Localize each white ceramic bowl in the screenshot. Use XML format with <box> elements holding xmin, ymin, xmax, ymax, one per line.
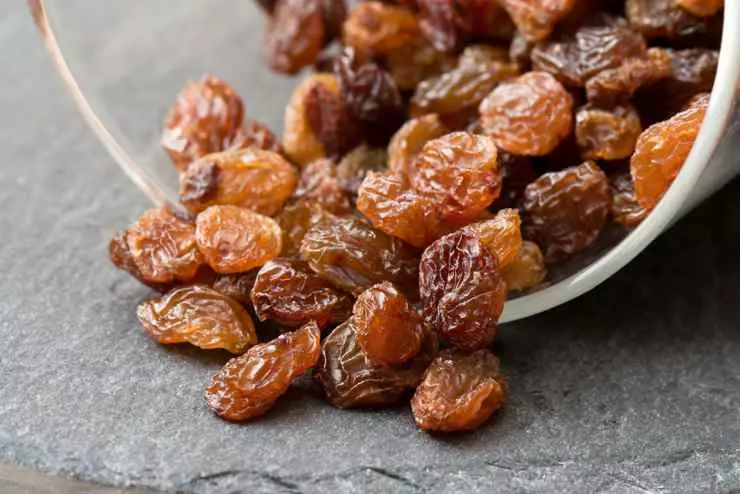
<box><xmin>29</xmin><ymin>0</ymin><xmax>740</xmax><ymax>322</ymax></box>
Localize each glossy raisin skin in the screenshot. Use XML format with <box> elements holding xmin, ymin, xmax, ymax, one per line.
<box><xmin>411</xmin><ymin>348</ymin><xmax>506</xmax><ymax>432</ymax></box>
<box><xmin>420</xmin><ymin>230</ymin><xmax>506</xmax><ymax>351</ymax></box>
<box><xmin>300</xmin><ymin>217</ymin><xmax>420</xmax><ymax>296</ymax></box>
<box><xmin>498</xmin><ymin>0</ymin><xmax>575</xmax><ymax>42</ymax></box>
<box><xmin>463</xmin><ymin>208</ymin><xmax>522</xmax><ymax>269</ymax></box>
<box><xmin>277</xmin><ymin>200</ymin><xmax>332</xmax><ymax>257</ymax></box>
<box><xmin>264</xmin><ymin>0</ymin><xmax>325</xmax><ymax>75</ymax></box>
<box><xmin>480</xmin><ymin>71</ymin><xmax>573</xmax><ymax>156</ymax></box>
<box><xmin>352</xmin><ymin>282</ymin><xmax>423</xmax><ymax>366</ymax></box>
<box><xmin>137</xmin><ymin>285</ymin><xmax>257</xmax><ymax>354</ymax></box>
<box><xmin>626</xmin><ymin>0</ymin><xmax>710</xmax><ymax>39</ymax></box>
<box><xmin>313</xmin><ymin>320</ymin><xmax>438</xmax><ymax>409</ymax></box>
<box><xmin>522</xmin><ymin>161</ymin><xmax>611</xmax><ymax>264</ymax></box>
<box><xmin>342</xmin><ymin>1</ymin><xmax>421</xmax><ymax>57</ymax></box>
<box><xmin>575</xmin><ymin>104</ymin><xmax>642</xmax><ymax>161</ymax></box>
<box><xmin>610</xmin><ymin>173</ymin><xmax>648</xmax><ymax>227</ymax></box>
<box><xmin>388</xmin><ymin>114</ymin><xmax>449</xmax><ymax>182</ymax></box>
<box><xmin>251</xmin><ymin>258</ymin><xmax>352</xmax><ymax>329</ymax></box>
<box><xmin>196</xmin><ymin>205</ymin><xmax>282</xmax><ymax>274</ymax></box>
<box><xmin>293</xmin><ymin>159</ymin><xmax>352</xmax><ymax>214</ymax></box>
<box><xmin>205</xmin><ymin>321</ymin><xmax>321</xmax><ymax>421</ymax></box>
<box><xmin>502</xmin><ymin>240</ymin><xmax>547</xmax><ymax>292</ymax></box>
<box><xmin>162</xmin><ymin>76</ymin><xmax>244</xmax><ymax>170</ymax></box>
<box><xmin>336</xmin><ymin>145</ymin><xmax>388</xmax><ymax>197</ymax></box>
<box><xmin>212</xmin><ymin>271</ymin><xmax>260</xmax><ymax>306</ymax></box>
<box><xmin>386</xmin><ymin>38</ymin><xmax>456</xmax><ymax>91</ymax></box>
<box><xmin>180</xmin><ymin>148</ymin><xmax>297</xmax><ymax>216</ymax></box>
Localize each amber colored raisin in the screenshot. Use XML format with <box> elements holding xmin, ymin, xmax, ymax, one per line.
<box><xmin>137</xmin><ymin>285</ymin><xmax>257</xmax><ymax>354</ymax></box>
<box><xmin>388</xmin><ymin>114</ymin><xmax>449</xmax><ymax>182</ymax></box>
<box><xmin>293</xmin><ymin>158</ymin><xmax>353</xmax><ymax>214</ymax></box>
<box><xmin>313</xmin><ymin>320</ymin><xmax>438</xmax><ymax>408</ymax></box>
<box><xmin>522</xmin><ymin>161</ymin><xmax>611</xmax><ymax>264</ymax></box>
<box><xmin>300</xmin><ymin>216</ymin><xmax>420</xmax><ymax>296</ymax></box>
<box><xmin>610</xmin><ymin>172</ymin><xmax>648</xmax><ymax>227</ymax></box>
<box><xmin>196</xmin><ymin>205</ymin><xmax>282</xmax><ymax>274</ymax></box>
<box><xmin>411</xmin><ymin>348</ymin><xmax>506</xmax><ymax>432</ymax></box>
<box><xmin>234</xmin><ymin>120</ymin><xmax>284</xmax><ymax>156</ymax></box>
<box><xmin>251</xmin><ymin>258</ymin><xmax>352</xmax><ymax>328</ymax></box>
<box><xmin>212</xmin><ymin>271</ymin><xmax>260</xmax><ymax>306</ymax></box>
<box><xmin>626</xmin><ymin>0</ymin><xmax>710</xmax><ymax>39</ymax></box>
<box><xmin>264</xmin><ymin>0</ymin><xmax>325</xmax><ymax>75</ymax></box>
<box><xmin>498</xmin><ymin>0</ymin><xmax>575</xmax><ymax>42</ymax></box>
<box><xmin>386</xmin><ymin>38</ymin><xmax>457</xmax><ymax>91</ymax></box>
<box><xmin>342</xmin><ymin>2</ymin><xmax>421</xmax><ymax>56</ymax></box>
<box><xmin>575</xmin><ymin>104</ymin><xmax>642</xmax><ymax>161</ymax></box>
<box><xmin>463</xmin><ymin>208</ymin><xmax>523</xmax><ymax>269</ymax></box>
<box><xmin>676</xmin><ymin>0</ymin><xmax>723</xmax><ymax>17</ymax></box>
<box><xmin>531</xmin><ymin>22</ymin><xmax>647</xmax><ymax>87</ymax></box>
<box><xmin>205</xmin><ymin>321</ymin><xmax>321</xmax><ymax>421</ymax></box>
<box><xmin>412</xmin><ymin>132</ymin><xmax>502</xmax><ymax>224</ymax></box>
<box><xmin>420</xmin><ymin>230</ymin><xmax>506</xmax><ymax>351</ymax></box>
<box><xmin>180</xmin><ymin>148</ymin><xmax>297</xmax><ymax>216</ymax></box>
<box><xmin>501</xmin><ymin>240</ymin><xmax>547</xmax><ymax>292</ymax></box>
<box><xmin>162</xmin><ymin>76</ymin><xmax>244</xmax><ymax>171</ymax></box>
<box><xmin>494</xmin><ymin>151</ymin><xmax>537</xmax><ymax>210</ymax></box>
<box><xmin>277</xmin><ymin>200</ymin><xmax>333</xmax><ymax>257</ymax></box>
<box><xmin>336</xmin><ymin>144</ymin><xmax>388</xmax><ymax>197</ymax></box>
<box><xmin>480</xmin><ymin>71</ymin><xmax>573</xmax><ymax>156</ymax></box>
<box><xmin>351</xmin><ymin>281</ymin><xmax>423</xmax><ymax>366</ymax></box>
<box><xmin>109</xmin><ymin>207</ymin><xmax>203</xmax><ymax>286</ymax></box>
<box><xmin>630</xmin><ymin>94</ymin><xmax>708</xmax><ymax>211</ymax></box>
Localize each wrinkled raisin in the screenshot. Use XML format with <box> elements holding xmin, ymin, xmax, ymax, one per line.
<box><xmin>137</xmin><ymin>285</ymin><xmax>257</xmax><ymax>354</ymax></box>
<box><xmin>234</xmin><ymin>120</ymin><xmax>284</xmax><ymax>155</ymax></box>
<box><xmin>386</xmin><ymin>38</ymin><xmax>456</xmax><ymax>91</ymax></box>
<box><xmin>277</xmin><ymin>200</ymin><xmax>333</xmax><ymax>257</ymax></box>
<box><xmin>305</xmin><ymin>79</ymin><xmax>361</xmax><ymax>158</ymax></box>
<box><xmin>463</xmin><ymin>208</ymin><xmax>522</xmax><ymax>269</ymax></box>
<box><xmin>264</xmin><ymin>0</ymin><xmax>325</xmax><ymax>75</ymax></box>
<box><xmin>480</xmin><ymin>71</ymin><xmax>573</xmax><ymax>156</ymax></box>
<box><xmin>501</xmin><ymin>240</ymin><xmax>547</xmax><ymax>292</ymax></box>
<box><xmin>336</xmin><ymin>144</ymin><xmax>388</xmax><ymax>196</ymax></box>
<box><xmin>626</xmin><ymin>0</ymin><xmax>710</xmax><ymax>39</ymax></box>
<box><xmin>575</xmin><ymin>104</ymin><xmax>642</xmax><ymax>160</ymax></box>
<box><xmin>494</xmin><ymin>151</ymin><xmax>537</xmax><ymax>210</ymax></box>
<box><xmin>342</xmin><ymin>2</ymin><xmax>421</xmax><ymax>56</ymax></box>
<box><xmin>420</xmin><ymin>230</ymin><xmax>506</xmax><ymax>351</ymax></box>
<box><xmin>293</xmin><ymin>158</ymin><xmax>353</xmax><ymax>214</ymax></box>
<box><xmin>676</xmin><ymin>0</ymin><xmax>723</xmax><ymax>17</ymax></box>
<box><xmin>196</xmin><ymin>205</ymin><xmax>282</xmax><ymax>273</ymax></box>
<box><xmin>205</xmin><ymin>321</ymin><xmax>321</xmax><ymax>421</ymax></box>
<box><xmin>522</xmin><ymin>161</ymin><xmax>611</xmax><ymax>263</ymax></box>
<box><xmin>610</xmin><ymin>172</ymin><xmax>648</xmax><ymax>227</ymax></box>
<box><xmin>499</xmin><ymin>0</ymin><xmax>575</xmax><ymax>42</ymax></box>
<box><xmin>212</xmin><ymin>271</ymin><xmax>260</xmax><ymax>306</ymax></box>
<box><xmin>388</xmin><ymin>114</ymin><xmax>449</xmax><ymax>181</ymax></box>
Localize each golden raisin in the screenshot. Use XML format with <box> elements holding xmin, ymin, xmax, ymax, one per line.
<box><xmin>388</xmin><ymin>114</ymin><xmax>449</xmax><ymax>182</ymax></box>
<box><xmin>342</xmin><ymin>1</ymin><xmax>421</xmax><ymax>57</ymax></box>
<box><xmin>501</xmin><ymin>241</ymin><xmax>547</xmax><ymax>292</ymax></box>
<box><xmin>385</xmin><ymin>38</ymin><xmax>457</xmax><ymax>91</ymax></box>
<box><xmin>277</xmin><ymin>200</ymin><xmax>332</xmax><ymax>257</ymax></box>
<box><xmin>463</xmin><ymin>208</ymin><xmax>523</xmax><ymax>269</ymax></box>
<box><xmin>212</xmin><ymin>271</ymin><xmax>260</xmax><ymax>306</ymax></box>
<box><xmin>575</xmin><ymin>104</ymin><xmax>642</xmax><ymax>161</ymax></box>
<box><xmin>498</xmin><ymin>0</ymin><xmax>575</xmax><ymax>42</ymax></box>
<box><xmin>264</xmin><ymin>0</ymin><xmax>325</xmax><ymax>75</ymax></box>
<box><xmin>610</xmin><ymin>172</ymin><xmax>648</xmax><ymax>227</ymax></box>
<box><xmin>335</xmin><ymin>144</ymin><xmax>388</xmax><ymax>197</ymax></box>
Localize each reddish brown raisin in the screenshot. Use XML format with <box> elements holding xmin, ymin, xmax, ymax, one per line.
<box><xmin>336</xmin><ymin>144</ymin><xmax>388</xmax><ymax>197</ymax></box>
<box><xmin>626</xmin><ymin>0</ymin><xmax>710</xmax><ymax>39</ymax></box>
<box><xmin>212</xmin><ymin>271</ymin><xmax>260</xmax><ymax>306</ymax></box>
<box><xmin>137</xmin><ymin>285</ymin><xmax>257</xmax><ymax>354</ymax></box>
<box><xmin>411</xmin><ymin>348</ymin><xmax>506</xmax><ymax>432</ymax></box>
<box><xmin>196</xmin><ymin>205</ymin><xmax>282</xmax><ymax>274</ymax></box>
<box><xmin>501</xmin><ymin>240</ymin><xmax>547</xmax><ymax>292</ymax></box>
<box><xmin>233</xmin><ymin>120</ymin><xmax>284</xmax><ymax>155</ymax></box>
<box><xmin>264</xmin><ymin>0</ymin><xmax>325</xmax><ymax>75</ymax></box>
<box><xmin>463</xmin><ymin>208</ymin><xmax>523</xmax><ymax>269</ymax></box>
<box><xmin>342</xmin><ymin>2</ymin><xmax>421</xmax><ymax>56</ymax></box>
<box><xmin>313</xmin><ymin>320</ymin><xmax>438</xmax><ymax>408</ymax></box>
<box><xmin>205</xmin><ymin>321</ymin><xmax>321</xmax><ymax>421</ymax></box>
<box><xmin>388</xmin><ymin>114</ymin><xmax>449</xmax><ymax>182</ymax></box>
<box><xmin>420</xmin><ymin>230</ymin><xmax>506</xmax><ymax>351</ymax></box>
<box><xmin>676</xmin><ymin>0</ymin><xmax>723</xmax><ymax>17</ymax></box>
<box><xmin>251</xmin><ymin>258</ymin><xmax>353</xmax><ymax>328</ymax></box>
<box><xmin>293</xmin><ymin>158</ymin><xmax>353</xmax><ymax>214</ymax></box>
<box><xmin>162</xmin><ymin>76</ymin><xmax>244</xmax><ymax>170</ymax></box>
<box><xmin>277</xmin><ymin>200</ymin><xmax>333</xmax><ymax>257</ymax></box>
<box><xmin>575</xmin><ymin>104</ymin><xmax>642</xmax><ymax>161</ymax></box>
<box><xmin>386</xmin><ymin>38</ymin><xmax>457</xmax><ymax>91</ymax></box>
<box><xmin>522</xmin><ymin>161</ymin><xmax>611</xmax><ymax>263</ymax></box>
<box><xmin>494</xmin><ymin>151</ymin><xmax>537</xmax><ymax>210</ymax></box>
<box><xmin>479</xmin><ymin>71</ymin><xmax>573</xmax><ymax>156</ymax></box>
<box><xmin>610</xmin><ymin>172</ymin><xmax>648</xmax><ymax>227</ymax></box>
<box><xmin>304</xmin><ymin>78</ymin><xmax>361</xmax><ymax>158</ymax></box>
<box><xmin>498</xmin><ymin>0</ymin><xmax>575</xmax><ymax>42</ymax></box>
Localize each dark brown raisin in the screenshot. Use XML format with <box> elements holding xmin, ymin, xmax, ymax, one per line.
<box><xmin>293</xmin><ymin>158</ymin><xmax>353</xmax><ymax>214</ymax></box>
<box><xmin>264</xmin><ymin>0</ymin><xmax>325</xmax><ymax>75</ymax></box>
<box><xmin>575</xmin><ymin>104</ymin><xmax>642</xmax><ymax>161</ymax></box>
<box><xmin>463</xmin><ymin>208</ymin><xmax>523</xmax><ymax>269</ymax></box>
<box><xmin>610</xmin><ymin>172</ymin><xmax>648</xmax><ymax>227</ymax></box>
<box><xmin>498</xmin><ymin>0</ymin><xmax>576</xmax><ymax>42</ymax></box>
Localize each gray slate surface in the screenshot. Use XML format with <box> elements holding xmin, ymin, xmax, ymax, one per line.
<box><xmin>2</xmin><ymin>2</ymin><xmax>740</xmax><ymax>493</ymax></box>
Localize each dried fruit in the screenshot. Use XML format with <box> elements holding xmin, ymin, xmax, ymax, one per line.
<box><xmin>498</xmin><ymin>0</ymin><xmax>575</xmax><ymax>42</ymax></box>
<box><xmin>205</xmin><ymin>321</ymin><xmax>321</xmax><ymax>421</ymax></box>
<box><xmin>352</xmin><ymin>282</ymin><xmax>423</xmax><ymax>366</ymax></box>
<box><xmin>180</xmin><ymin>148</ymin><xmax>297</xmax><ymax>216</ymax></box>
<box><xmin>304</xmin><ymin>78</ymin><xmax>361</xmax><ymax>158</ymax></box>
<box><xmin>162</xmin><ymin>76</ymin><xmax>244</xmax><ymax>170</ymax></box>
<box><xmin>264</xmin><ymin>0</ymin><xmax>325</xmax><ymax>75</ymax></box>
<box><xmin>479</xmin><ymin>71</ymin><xmax>574</xmax><ymax>156</ymax></box>
<box><xmin>388</xmin><ymin>114</ymin><xmax>449</xmax><ymax>181</ymax></box>
<box><xmin>411</xmin><ymin>348</ymin><xmax>507</xmax><ymax>432</ymax></box>
<box><xmin>420</xmin><ymin>230</ymin><xmax>506</xmax><ymax>351</ymax></box>
<box><xmin>386</xmin><ymin>38</ymin><xmax>456</xmax><ymax>91</ymax></box>
<box><xmin>336</xmin><ymin>144</ymin><xmax>388</xmax><ymax>197</ymax></box>
<box><xmin>610</xmin><ymin>172</ymin><xmax>648</xmax><ymax>227</ymax></box>
<box><xmin>675</xmin><ymin>0</ymin><xmax>724</xmax><ymax>17</ymax></box>
<box><xmin>630</xmin><ymin>94</ymin><xmax>708</xmax><ymax>211</ymax></box>
<box><xmin>463</xmin><ymin>208</ymin><xmax>523</xmax><ymax>269</ymax></box>
<box><xmin>501</xmin><ymin>241</ymin><xmax>547</xmax><ymax>292</ymax></box>
<box><xmin>626</xmin><ymin>0</ymin><xmax>710</xmax><ymax>39</ymax></box>
<box><xmin>293</xmin><ymin>158</ymin><xmax>353</xmax><ymax>214</ymax></box>
<box><xmin>575</xmin><ymin>104</ymin><xmax>642</xmax><ymax>160</ymax></box>
<box><xmin>342</xmin><ymin>1</ymin><xmax>421</xmax><ymax>56</ymax></box>
<box><xmin>494</xmin><ymin>151</ymin><xmax>537</xmax><ymax>210</ymax></box>
<box><xmin>137</xmin><ymin>285</ymin><xmax>257</xmax><ymax>353</ymax></box>
<box><xmin>277</xmin><ymin>200</ymin><xmax>333</xmax><ymax>257</ymax></box>
<box><xmin>313</xmin><ymin>320</ymin><xmax>437</xmax><ymax>408</ymax></box>
<box><xmin>212</xmin><ymin>271</ymin><xmax>260</xmax><ymax>306</ymax></box>
<box><xmin>196</xmin><ymin>205</ymin><xmax>282</xmax><ymax>273</ymax></box>
<box><xmin>522</xmin><ymin>161</ymin><xmax>611</xmax><ymax>263</ymax></box>
<box><xmin>509</xmin><ymin>31</ymin><xmax>534</xmax><ymax>69</ymax></box>
<box><xmin>251</xmin><ymin>258</ymin><xmax>352</xmax><ymax>328</ymax></box>
<box><xmin>234</xmin><ymin>120</ymin><xmax>284</xmax><ymax>155</ymax></box>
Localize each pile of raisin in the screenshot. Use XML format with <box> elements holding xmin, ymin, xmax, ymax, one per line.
<box><xmin>109</xmin><ymin>0</ymin><xmax>721</xmax><ymax>432</ymax></box>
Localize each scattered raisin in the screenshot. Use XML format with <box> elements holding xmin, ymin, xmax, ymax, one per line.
<box><xmin>501</xmin><ymin>240</ymin><xmax>548</xmax><ymax>292</ymax></box>
<box><xmin>277</xmin><ymin>200</ymin><xmax>333</xmax><ymax>257</ymax></box>
<box><xmin>388</xmin><ymin>114</ymin><xmax>449</xmax><ymax>181</ymax></box>
<box><xmin>575</xmin><ymin>104</ymin><xmax>642</xmax><ymax>160</ymax></box>
<box><xmin>336</xmin><ymin>144</ymin><xmax>388</xmax><ymax>197</ymax></box>
<box><xmin>293</xmin><ymin>158</ymin><xmax>353</xmax><ymax>214</ymax></box>
<box><xmin>342</xmin><ymin>1</ymin><xmax>421</xmax><ymax>56</ymax></box>
<box><xmin>463</xmin><ymin>208</ymin><xmax>523</xmax><ymax>269</ymax></box>
<box><xmin>264</xmin><ymin>0</ymin><xmax>325</xmax><ymax>75</ymax></box>
<box><xmin>498</xmin><ymin>0</ymin><xmax>575</xmax><ymax>42</ymax></box>
<box><xmin>610</xmin><ymin>172</ymin><xmax>648</xmax><ymax>227</ymax></box>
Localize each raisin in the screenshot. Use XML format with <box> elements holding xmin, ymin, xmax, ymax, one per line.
<box><xmin>251</xmin><ymin>258</ymin><xmax>352</xmax><ymax>328</ymax></box>
<box><xmin>522</xmin><ymin>161</ymin><xmax>611</xmax><ymax>264</ymax></box>
<box><xmin>463</xmin><ymin>208</ymin><xmax>523</xmax><ymax>269</ymax></box>
<box><xmin>234</xmin><ymin>120</ymin><xmax>284</xmax><ymax>155</ymax></box>
<box><xmin>385</xmin><ymin>38</ymin><xmax>456</xmax><ymax>91</ymax></box>
<box><xmin>412</xmin><ymin>132</ymin><xmax>502</xmax><ymax>224</ymax></box>
<box><xmin>196</xmin><ymin>205</ymin><xmax>282</xmax><ymax>273</ymax></box>
<box><xmin>304</xmin><ymin>79</ymin><xmax>361</xmax><ymax>158</ymax></box>
<box><xmin>137</xmin><ymin>285</ymin><xmax>257</xmax><ymax>354</ymax></box>
<box><xmin>205</xmin><ymin>321</ymin><xmax>321</xmax><ymax>421</ymax></box>
<box><xmin>277</xmin><ymin>200</ymin><xmax>333</xmax><ymax>257</ymax></box>
<box><xmin>675</xmin><ymin>0</ymin><xmax>724</xmax><ymax>17</ymax></box>
<box><xmin>498</xmin><ymin>0</ymin><xmax>575</xmax><ymax>42</ymax></box>
<box><xmin>509</xmin><ymin>31</ymin><xmax>534</xmax><ymax>69</ymax></box>
<box><xmin>411</xmin><ymin>348</ymin><xmax>506</xmax><ymax>432</ymax></box>
<box><xmin>494</xmin><ymin>151</ymin><xmax>537</xmax><ymax>210</ymax></box>
<box><xmin>313</xmin><ymin>320</ymin><xmax>438</xmax><ymax>408</ymax></box>
<box><xmin>323</xmin><ymin>0</ymin><xmax>349</xmax><ymax>43</ymax></box>
<box><xmin>336</xmin><ymin>144</ymin><xmax>388</xmax><ymax>197</ymax></box>
<box><xmin>388</xmin><ymin>114</ymin><xmax>449</xmax><ymax>182</ymax></box>
<box><xmin>479</xmin><ymin>71</ymin><xmax>574</xmax><ymax>156</ymax></box>
<box><xmin>162</xmin><ymin>76</ymin><xmax>244</xmax><ymax>170</ymax></box>
<box><xmin>419</xmin><ymin>230</ymin><xmax>506</xmax><ymax>351</ymax></box>
<box><xmin>264</xmin><ymin>0</ymin><xmax>325</xmax><ymax>75</ymax></box>
<box><xmin>179</xmin><ymin>148</ymin><xmax>297</xmax><ymax>216</ymax></box>
<box><xmin>300</xmin><ymin>216</ymin><xmax>420</xmax><ymax>296</ymax></box>
<box><xmin>610</xmin><ymin>172</ymin><xmax>648</xmax><ymax>227</ymax></box>
<box><xmin>109</xmin><ymin>207</ymin><xmax>203</xmax><ymax>286</ymax></box>
<box><xmin>531</xmin><ymin>21</ymin><xmax>647</xmax><ymax>87</ymax></box>
<box><xmin>575</xmin><ymin>104</ymin><xmax>642</xmax><ymax>161</ymax></box>
<box><xmin>351</xmin><ymin>282</ymin><xmax>423</xmax><ymax>366</ymax></box>
<box><xmin>293</xmin><ymin>158</ymin><xmax>353</xmax><ymax>214</ymax></box>
<box><xmin>342</xmin><ymin>1</ymin><xmax>421</xmax><ymax>56</ymax></box>
<box><xmin>626</xmin><ymin>0</ymin><xmax>710</xmax><ymax>39</ymax></box>
<box><xmin>630</xmin><ymin>94</ymin><xmax>708</xmax><ymax>211</ymax></box>
<box><xmin>212</xmin><ymin>271</ymin><xmax>260</xmax><ymax>306</ymax></box>
<box><xmin>501</xmin><ymin>240</ymin><xmax>547</xmax><ymax>292</ymax></box>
